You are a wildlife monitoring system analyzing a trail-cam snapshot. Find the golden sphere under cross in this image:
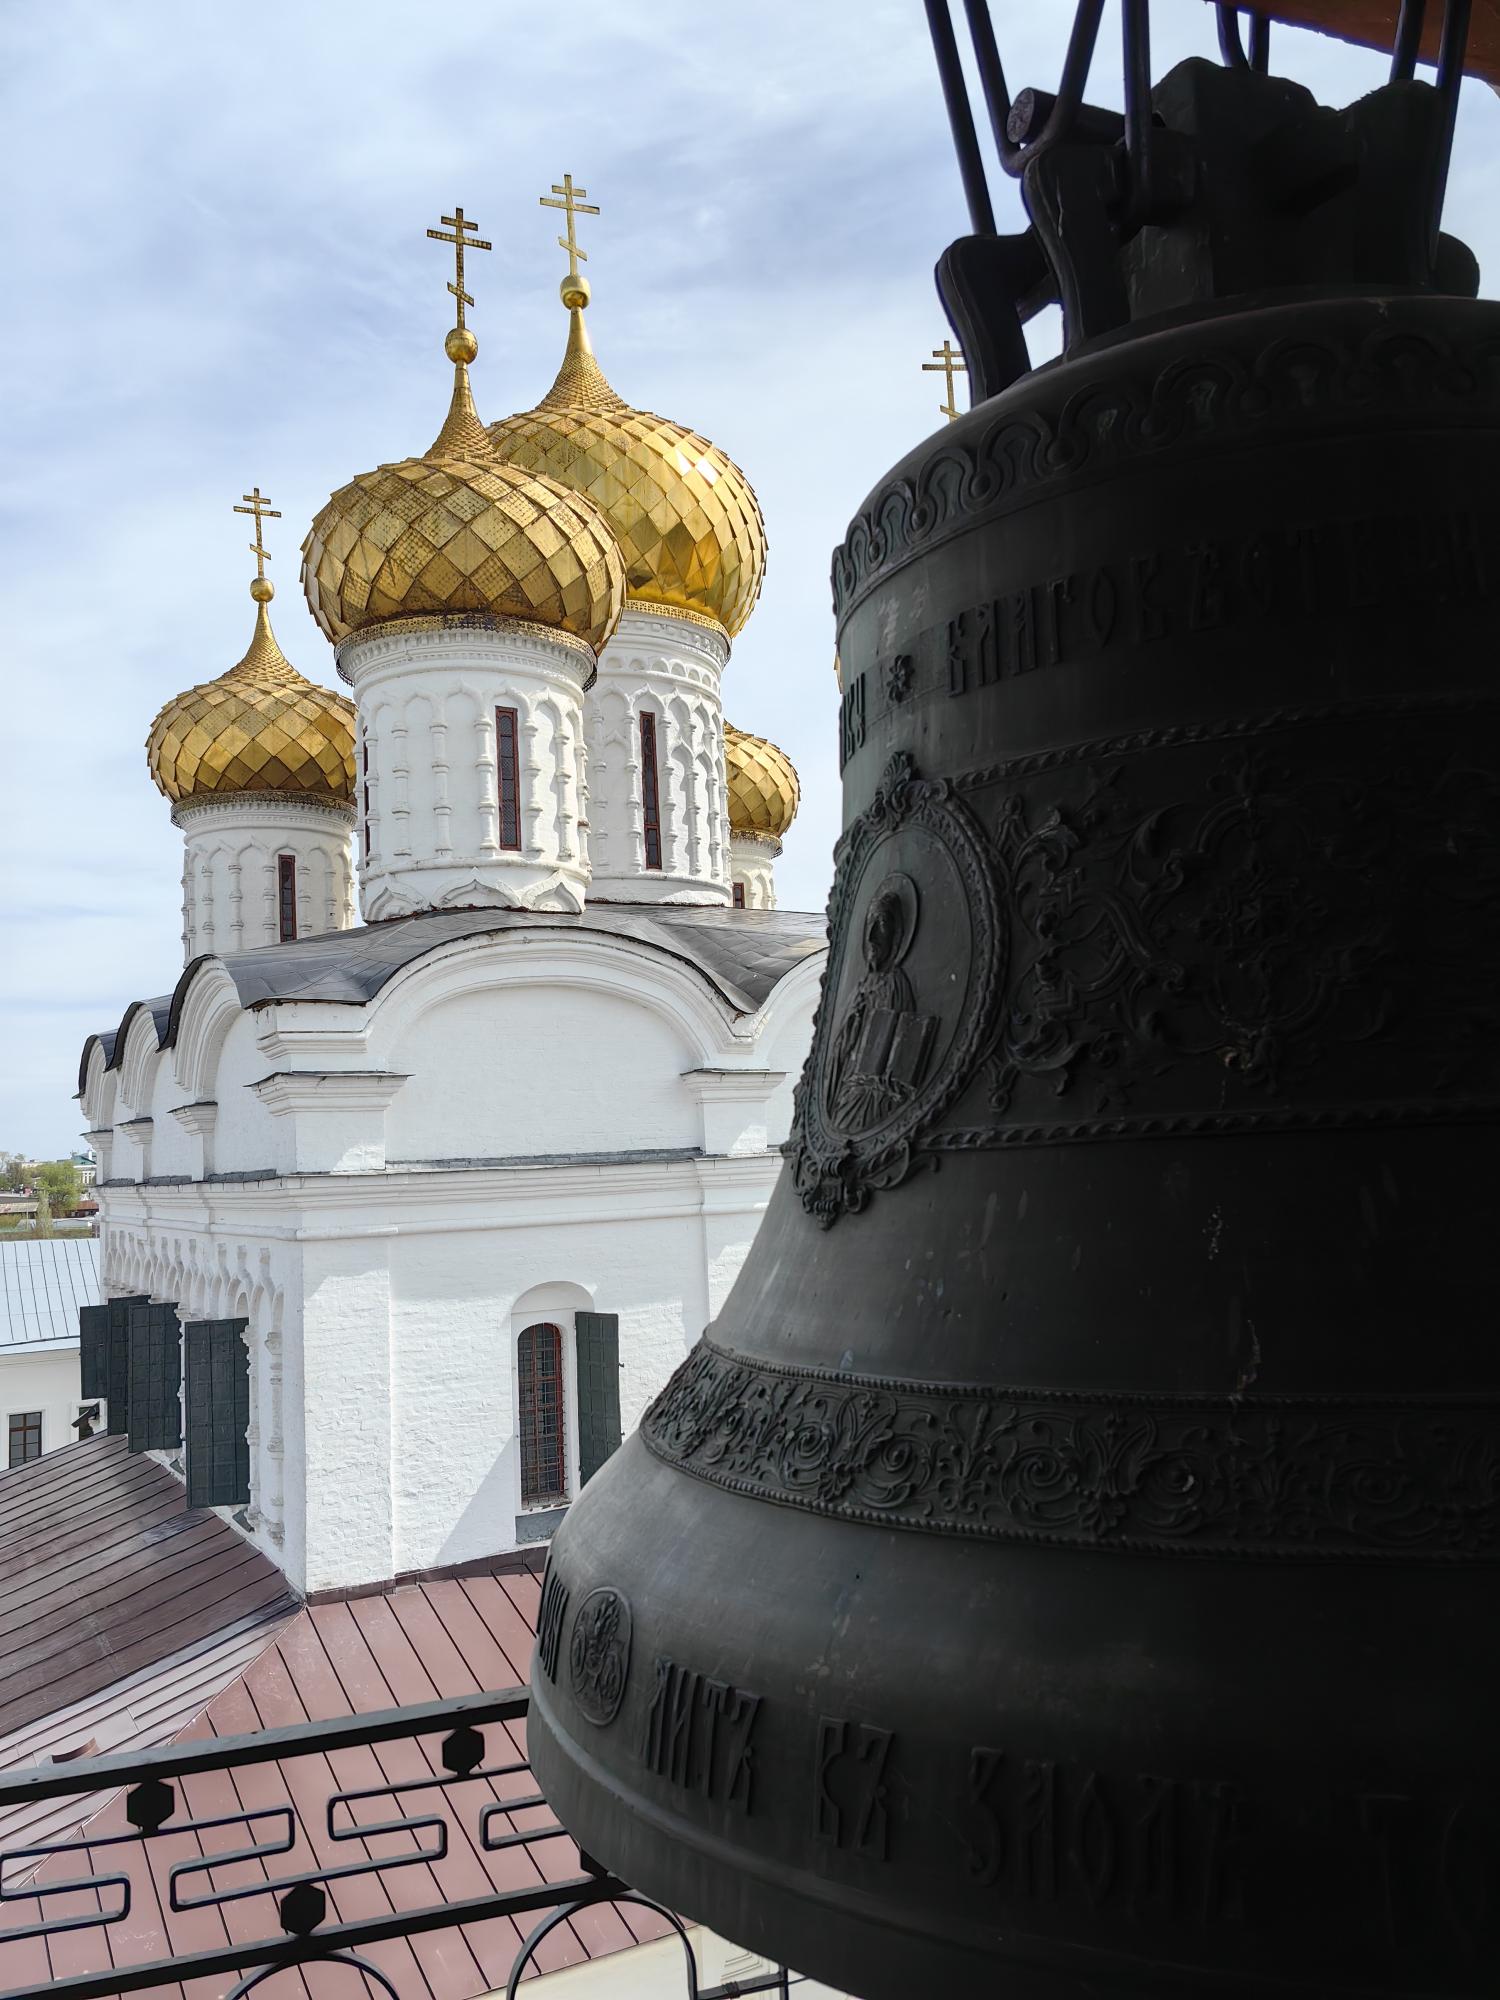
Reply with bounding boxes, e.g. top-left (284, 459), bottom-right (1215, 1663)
top-left (250, 576), bottom-right (275, 603)
top-left (445, 325), bottom-right (479, 364)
